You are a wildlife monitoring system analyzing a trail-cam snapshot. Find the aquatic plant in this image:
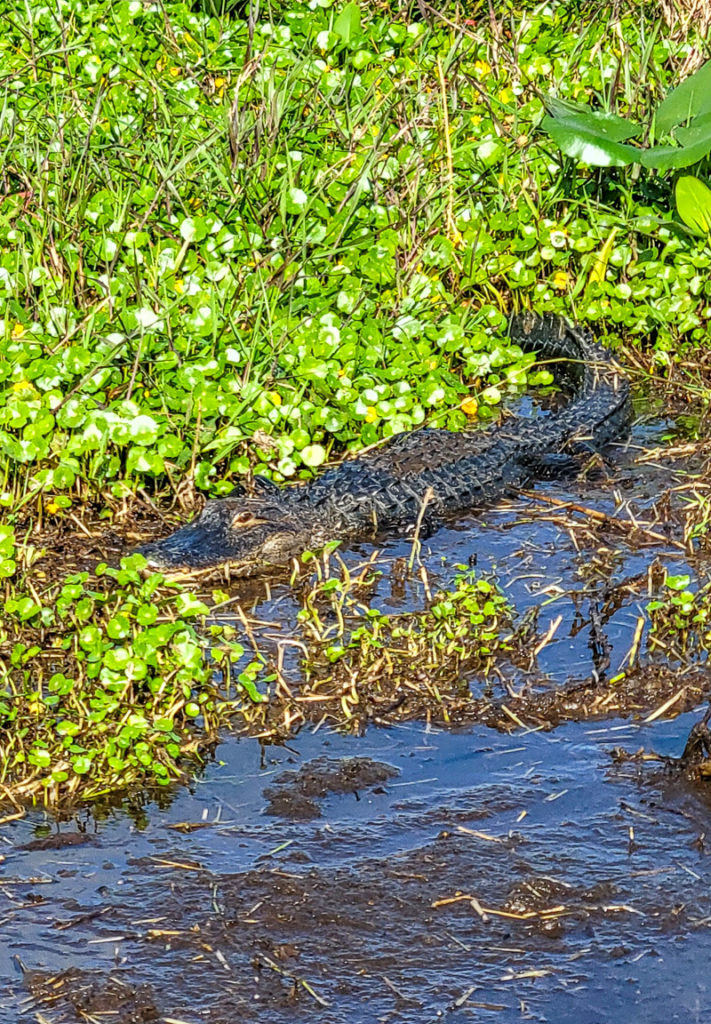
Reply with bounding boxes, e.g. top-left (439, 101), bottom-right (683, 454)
top-left (1, 0), bottom-right (710, 800)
